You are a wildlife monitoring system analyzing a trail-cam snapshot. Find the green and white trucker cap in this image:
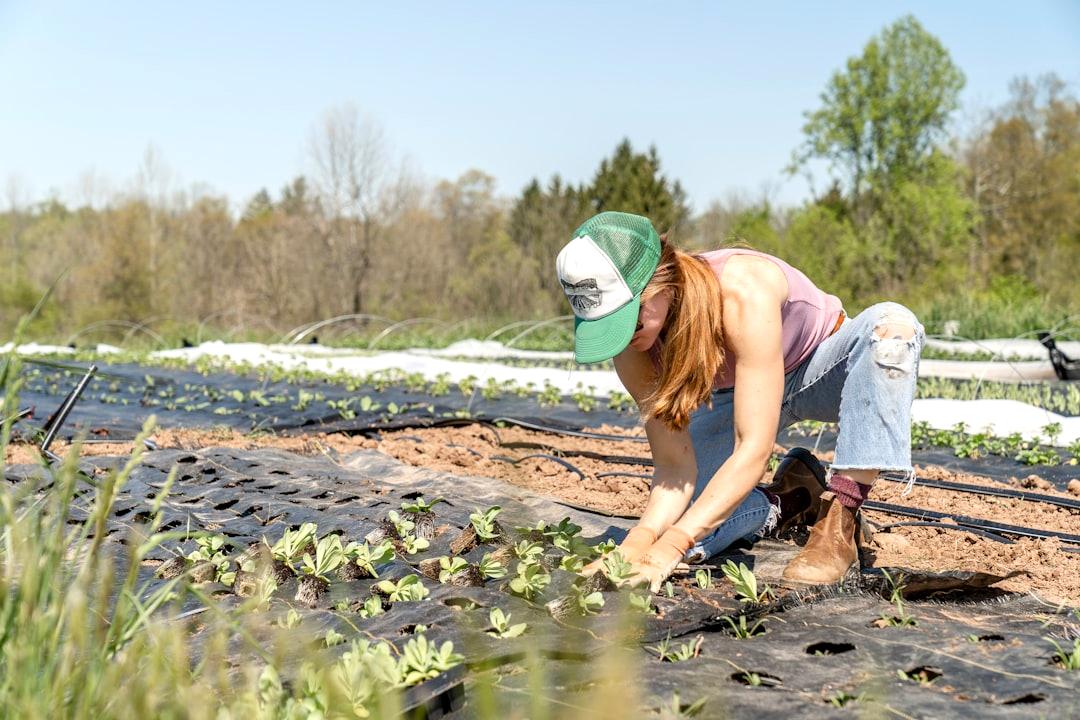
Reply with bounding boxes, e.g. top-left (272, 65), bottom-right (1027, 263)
top-left (556, 211), bottom-right (661, 363)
